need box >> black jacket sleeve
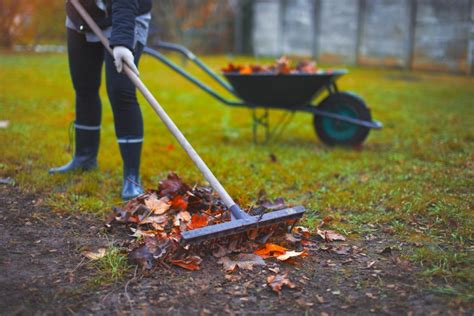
[109,0,139,51]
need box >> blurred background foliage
[0,0,236,53]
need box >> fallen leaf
[82,248,107,260]
[285,233,301,243]
[254,243,288,258]
[189,214,208,230]
[224,274,241,282]
[140,215,168,225]
[267,272,296,294]
[367,261,376,268]
[318,216,333,228]
[129,238,170,269]
[317,229,346,242]
[158,173,191,197]
[144,194,170,215]
[276,250,306,261]
[170,195,188,211]
[295,226,311,239]
[174,211,191,227]
[332,246,351,255]
[218,254,266,272]
[130,228,157,238]
[171,256,202,271]
[269,267,280,274]
[315,294,325,304]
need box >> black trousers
[67,27,144,142]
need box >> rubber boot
[119,141,144,200]
[49,126,99,174]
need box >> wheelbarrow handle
[70,0,246,218]
[154,41,236,94]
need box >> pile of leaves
[222,56,320,75]
[105,173,346,292]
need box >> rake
[70,0,305,245]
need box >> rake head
[180,206,305,245]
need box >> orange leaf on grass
[188,214,208,230]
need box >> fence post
[468,0,473,75]
[234,0,243,54]
[405,0,417,70]
[355,0,366,65]
[312,0,321,60]
[278,0,285,56]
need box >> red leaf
[170,195,188,211]
[188,214,208,230]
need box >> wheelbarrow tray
[223,71,347,108]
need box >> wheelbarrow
[144,42,383,145]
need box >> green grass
[89,245,130,286]
[0,52,473,299]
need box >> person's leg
[49,28,104,174]
[105,43,145,200]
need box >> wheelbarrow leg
[252,108,270,144]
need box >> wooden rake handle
[70,0,241,212]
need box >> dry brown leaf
[145,194,170,215]
[295,226,311,239]
[158,173,191,197]
[218,254,265,272]
[140,215,168,225]
[171,256,202,271]
[317,229,346,242]
[130,228,156,238]
[269,267,280,274]
[82,248,107,260]
[174,211,191,227]
[267,272,296,294]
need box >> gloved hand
[113,46,140,76]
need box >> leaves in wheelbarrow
[222,56,319,75]
[106,173,319,273]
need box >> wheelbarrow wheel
[313,92,371,146]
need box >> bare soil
[0,183,469,315]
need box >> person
[49,0,152,200]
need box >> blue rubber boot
[119,140,144,200]
[49,126,99,174]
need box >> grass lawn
[0,52,473,300]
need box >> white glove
[112,46,140,76]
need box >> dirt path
[0,183,468,315]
